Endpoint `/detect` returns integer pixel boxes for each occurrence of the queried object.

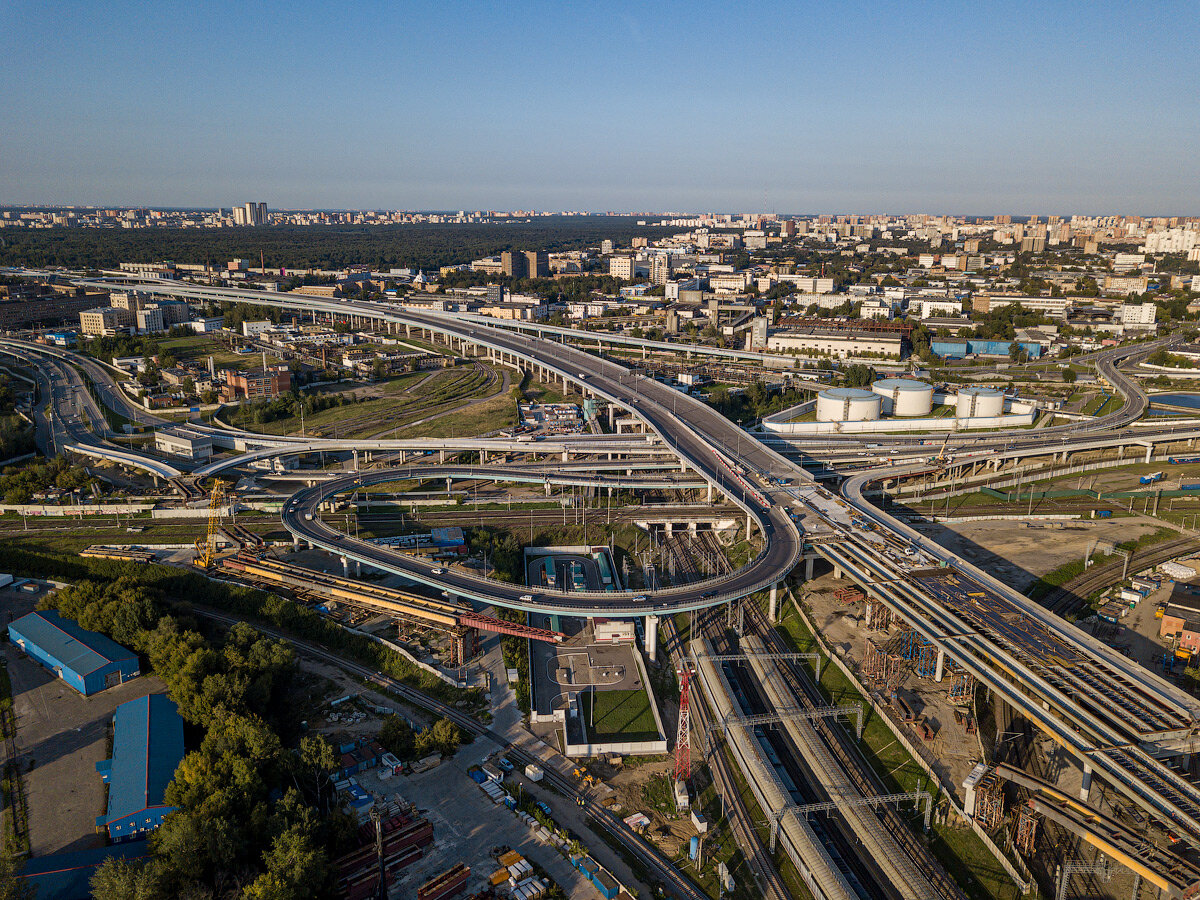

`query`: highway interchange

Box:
[8,273,1200,896]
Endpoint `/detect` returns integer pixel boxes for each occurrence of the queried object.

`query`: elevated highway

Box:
[26,276,1200,869]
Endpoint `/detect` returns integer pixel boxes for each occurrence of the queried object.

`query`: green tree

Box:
[241,825,330,900]
[378,715,414,759]
[1061,367,1077,384]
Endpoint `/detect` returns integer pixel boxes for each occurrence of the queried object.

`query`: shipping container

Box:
[1093,509,1113,518]
[1140,472,1164,484]
[525,763,544,782]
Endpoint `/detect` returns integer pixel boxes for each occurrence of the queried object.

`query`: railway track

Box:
[1043,535,1200,615]
[698,608,892,900]
[659,614,790,900]
[193,606,708,900]
[743,599,968,900]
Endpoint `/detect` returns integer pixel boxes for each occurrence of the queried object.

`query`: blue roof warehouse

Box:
[96,693,185,842]
[8,610,140,696]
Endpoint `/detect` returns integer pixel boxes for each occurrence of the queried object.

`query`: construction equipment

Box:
[931,432,953,466]
[193,479,229,568]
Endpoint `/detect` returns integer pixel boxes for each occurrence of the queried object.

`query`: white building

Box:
[859,299,892,320]
[154,427,213,461]
[1120,303,1157,328]
[242,320,274,337]
[1144,228,1198,255]
[608,256,635,279]
[135,306,165,334]
[915,299,962,319]
[710,272,750,293]
[1113,252,1146,272]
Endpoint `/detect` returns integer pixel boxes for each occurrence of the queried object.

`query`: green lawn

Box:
[157,334,268,370]
[580,688,659,741]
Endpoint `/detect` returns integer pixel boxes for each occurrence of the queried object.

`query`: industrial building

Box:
[768,324,902,360]
[96,693,185,842]
[8,610,140,696]
[153,426,214,461]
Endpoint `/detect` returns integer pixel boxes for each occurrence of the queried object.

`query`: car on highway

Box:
[519,594,534,603]
[431,567,444,575]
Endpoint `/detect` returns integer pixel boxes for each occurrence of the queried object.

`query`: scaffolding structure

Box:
[1014,802,1038,856]
[916,642,938,680]
[948,670,974,703]
[864,601,893,631]
[448,627,479,667]
[974,770,1006,831]
[862,640,885,682]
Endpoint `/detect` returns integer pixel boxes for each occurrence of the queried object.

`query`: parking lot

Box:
[5,638,168,857]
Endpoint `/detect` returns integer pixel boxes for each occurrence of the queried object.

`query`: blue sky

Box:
[2,1,1197,214]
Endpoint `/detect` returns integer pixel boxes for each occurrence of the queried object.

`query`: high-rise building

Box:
[650,254,673,285]
[501,251,527,279]
[234,202,268,226]
[524,251,549,279]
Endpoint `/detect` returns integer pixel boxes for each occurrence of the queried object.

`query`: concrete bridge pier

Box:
[746,515,753,540]
[935,646,946,682]
[805,556,815,580]
[1080,763,1093,802]
[768,583,779,623]
[341,556,349,576]
[292,534,300,550]
[833,564,843,580]
[706,482,713,502]
[644,615,659,662]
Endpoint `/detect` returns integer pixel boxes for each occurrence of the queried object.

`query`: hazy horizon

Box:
[3,1,1198,215]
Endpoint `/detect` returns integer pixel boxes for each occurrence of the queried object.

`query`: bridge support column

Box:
[833,564,843,580]
[746,515,752,540]
[292,534,300,550]
[1145,444,1153,464]
[706,482,713,502]
[354,560,361,576]
[644,615,659,662]
[805,556,815,580]
[1080,763,1092,802]
[562,449,570,462]
[440,450,446,463]
[341,556,349,576]
[352,449,359,471]
[768,583,779,623]
[935,646,945,682]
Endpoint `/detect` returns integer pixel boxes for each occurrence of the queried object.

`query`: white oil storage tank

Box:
[816,387,881,422]
[872,378,933,416]
[957,386,1005,418]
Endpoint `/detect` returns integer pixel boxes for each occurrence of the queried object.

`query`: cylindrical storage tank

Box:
[816,387,881,422]
[871,378,933,416]
[956,386,1005,418]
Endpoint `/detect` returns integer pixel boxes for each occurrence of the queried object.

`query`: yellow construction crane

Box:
[194,479,229,568]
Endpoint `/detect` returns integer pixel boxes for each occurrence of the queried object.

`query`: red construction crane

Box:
[674,663,693,783]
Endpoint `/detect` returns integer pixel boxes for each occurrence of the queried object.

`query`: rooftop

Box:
[9,610,137,676]
[97,693,185,829]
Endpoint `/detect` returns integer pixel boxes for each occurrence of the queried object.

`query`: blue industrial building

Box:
[96,693,185,842]
[931,339,1043,360]
[8,610,140,696]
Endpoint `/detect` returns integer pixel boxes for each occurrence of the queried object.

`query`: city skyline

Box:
[2,1,1199,214]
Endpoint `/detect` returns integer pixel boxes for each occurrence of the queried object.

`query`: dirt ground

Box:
[802,571,984,795]
[586,756,695,856]
[910,518,1164,592]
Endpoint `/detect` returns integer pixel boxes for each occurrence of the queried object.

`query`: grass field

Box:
[580,688,660,741]
[157,334,268,370]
